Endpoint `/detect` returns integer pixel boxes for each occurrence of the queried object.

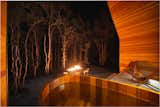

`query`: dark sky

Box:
[70,1,107,22]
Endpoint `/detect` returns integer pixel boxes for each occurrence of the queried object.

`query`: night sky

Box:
[69,1,109,27]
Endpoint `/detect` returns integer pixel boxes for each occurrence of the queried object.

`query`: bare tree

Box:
[8,2,91,92]
[9,23,22,93]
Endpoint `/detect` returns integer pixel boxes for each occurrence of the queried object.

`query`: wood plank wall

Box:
[0,1,159,105]
[108,1,159,71]
[0,1,7,106]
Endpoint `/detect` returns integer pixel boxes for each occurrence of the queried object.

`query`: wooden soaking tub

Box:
[39,75,159,106]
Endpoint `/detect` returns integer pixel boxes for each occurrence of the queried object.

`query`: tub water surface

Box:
[39,75,159,106]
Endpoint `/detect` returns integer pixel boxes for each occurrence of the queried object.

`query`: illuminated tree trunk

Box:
[23,19,45,86]
[23,32,29,86]
[45,23,52,74]
[16,45,22,91]
[11,45,17,93]
[33,30,39,77]
[10,27,16,92]
[96,40,106,66]
[11,45,22,93]
[44,35,48,73]
[10,24,23,93]
[62,36,67,69]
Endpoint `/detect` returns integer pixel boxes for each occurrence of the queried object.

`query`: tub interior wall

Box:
[39,75,159,106]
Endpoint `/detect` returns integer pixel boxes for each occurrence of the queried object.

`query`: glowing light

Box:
[66,65,82,72]
[83,68,89,75]
[63,71,68,75]
[74,65,81,69]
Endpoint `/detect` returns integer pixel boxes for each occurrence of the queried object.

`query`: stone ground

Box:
[88,66,116,78]
[9,74,61,106]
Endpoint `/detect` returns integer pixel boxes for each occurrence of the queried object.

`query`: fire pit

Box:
[67,65,82,72]
[64,65,89,75]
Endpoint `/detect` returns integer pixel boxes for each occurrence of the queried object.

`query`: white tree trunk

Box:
[33,30,39,77]
[46,23,52,74]
[44,35,48,73]
[23,19,45,86]
[62,36,66,69]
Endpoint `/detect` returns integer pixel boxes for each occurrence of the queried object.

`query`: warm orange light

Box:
[108,1,159,72]
[63,71,68,75]
[83,68,89,75]
[66,65,82,72]
[1,1,7,106]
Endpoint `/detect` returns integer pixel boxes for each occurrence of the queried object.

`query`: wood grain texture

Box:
[108,1,159,71]
[0,1,7,106]
[39,75,159,106]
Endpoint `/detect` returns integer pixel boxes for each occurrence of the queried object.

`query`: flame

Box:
[67,65,82,72]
